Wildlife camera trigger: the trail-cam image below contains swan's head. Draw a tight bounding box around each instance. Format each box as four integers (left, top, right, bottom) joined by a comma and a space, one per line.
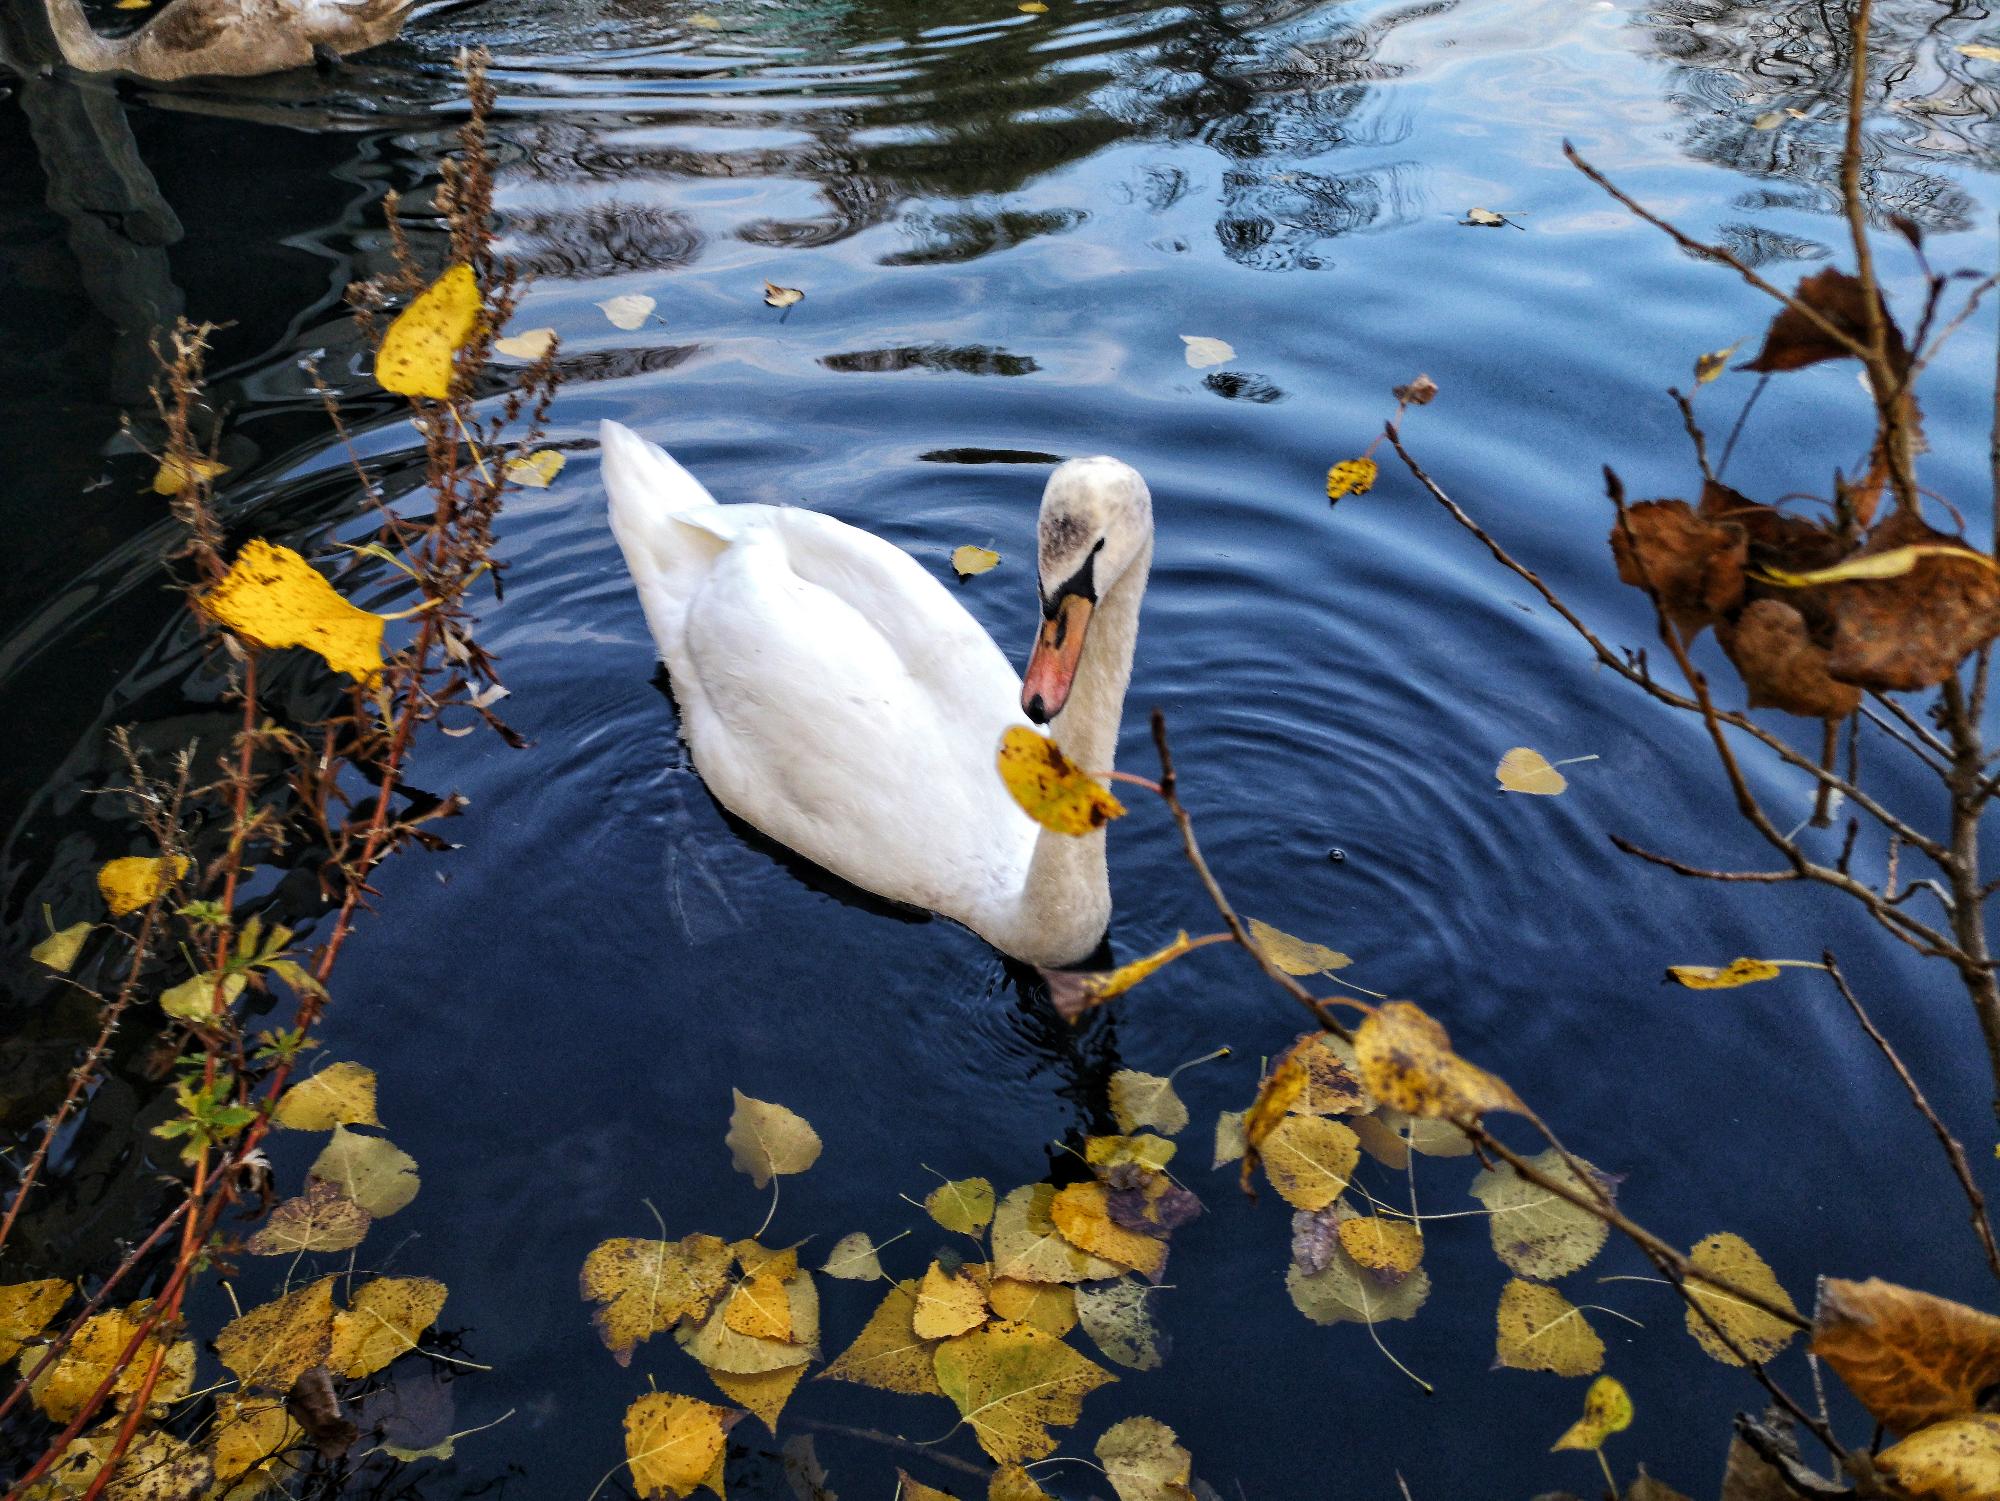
1022, 456, 1152, 723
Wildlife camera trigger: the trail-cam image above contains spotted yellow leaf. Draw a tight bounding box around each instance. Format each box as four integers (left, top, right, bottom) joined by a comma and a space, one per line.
329, 1276, 447, 1379
271, 1061, 380, 1131
1667, 958, 1785, 989
96, 854, 188, 918
205, 539, 386, 681
506, 449, 566, 488
1354, 1000, 1523, 1121
931, 1320, 1115, 1464
997, 727, 1124, 835
763, 282, 804, 308
623, 1392, 736, 1500
1551, 1374, 1632, 1452
1878, 1413, 2000, 1499
376, 263, 480, 400
1684, 1231, 1799, 1366
1326, 458, 1376, 500
1695, 340, 1743, 384
582, 1232, 733, 1364
0, 1280, 70, 1365
1495, 1278, 1604, 1377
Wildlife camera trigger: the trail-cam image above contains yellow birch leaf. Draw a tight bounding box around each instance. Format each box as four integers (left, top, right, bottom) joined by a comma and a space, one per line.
819, 1279, 943, 1395
725, 1089, 821, 1187
1552, 1375, 1633, 1452
680, 1268, 817, 1373
329, 1276, 447, 1379
214, 1277, 337, 1392
150, 454, 226, 495
0, 1280, 69, 1364
1695, 341, 1743, 384
1959, 43, 2000, 61
952, 546, 1002, 577
30, 922, 91, 973
1097, 1415, 1195, 1501
996, 727, 1125, 835
1248, 919, 1351, 976
1286, 1239, 1430, 1326
97, 854, 188, 918
160, 968, 244, 1021
1075, 1279, 1166, 1371
1239, 1057, 1307, 1192
1759, 545, 1998, 588
1180, 335, 1233, 369
20, 1304, 184, 1421
987, 1279, 1076, 1337
310, 1125, 420, 1217
926, 1177, 996, 1235
375, 263, 479, 400
1326, 458, 1377, 501
1109, 1070, 1188, 1136
822, 1232, 884, 1281
1684, 1231, 1799, 1366
896, 1471, 961, 1501
915, 1263, 990, 1339
1337, 1216, 1423, 1278
210, 1394, 304, 1485
1049, 1183, 1166, 1279
731, 1241, 798, 1278
506, 449, 566, 488
582, 1232, 734, 1364
1351, 1111, 1410, 1169
1354, 1000, 1523, 1120
1496, 746, 1568, 795
710, 1363, 806, 1436
1495, 1278, 1605, 1377
623, 1392, 735, 1500
1877, 1414, 2000, 1500
1081, 931, 1197, 1003
599, 293, 657, 330
1084, 1135, 1177, 1171
931, 1320, 1115, 1464
1666, 958, 1784, 989
272, 1062, 380, 1130
1469, 1147, 1611, 1281
722, 1267, 794, 1341
1260, 1114, 1360, 1212
1212, 1109, 1247, 1169
1277, 1032, 1371, 1115
493, 327, 556, 360
990, 1183, 1125, 1284
1017, 2, 1048, 11
204, 540, 386, 681
991, 1466, 1055, 1501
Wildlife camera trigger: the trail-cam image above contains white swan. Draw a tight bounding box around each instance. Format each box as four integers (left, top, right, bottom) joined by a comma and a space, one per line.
600, 420, 1152, 967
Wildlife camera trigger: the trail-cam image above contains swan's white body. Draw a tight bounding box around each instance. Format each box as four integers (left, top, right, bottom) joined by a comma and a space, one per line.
601, 420, 1149, 966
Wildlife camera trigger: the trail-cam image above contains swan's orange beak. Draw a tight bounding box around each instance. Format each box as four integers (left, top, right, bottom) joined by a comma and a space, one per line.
1022, 595, 1093, 724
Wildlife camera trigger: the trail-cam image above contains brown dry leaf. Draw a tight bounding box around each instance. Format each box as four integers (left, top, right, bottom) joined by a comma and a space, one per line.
1096, 1414, 1196, 1501
96, 854, 189, 918
990, 1183, 1125, 1284
1495, 1278, 1605, 1377
1876, 1413, 2000, 1500
1685, 1232, 1800, 1366
711, 1364, 807, 1436
915, 1263, 991, 1340
205, 539, 387, 681
1337, 1216, 1423, 1279
1610, 499, 1748, 635
1238, 1057, 1307, 1192
725, 1089, 822, 1187
215, 1277, 337, 1393
1667, 958, 1785, 990
1811, 1276, 2000, 1434
375, 263, 479, 400
1394, 373, 1439, 405
1075, 1279, 1167, 1372
246, 1180, 371, 1255
1552, 1375, 1633, 1452
926, 1177, 996, 1235
1495, 747, 1570, 796
1744, 267, 1907, 375
997, 728, 1125, 835
328, 1276, 447, 1379
931, 1320, 1116, 1464
1260, 1115, 1360, 1212
1354, 1001, 1522, 1120
1246, 918, 1351, 976
1818, 508, 2000, 692
272, 1061, 380, 1131
1109, 1070, 1189, 1136
1277, 1033, 1370, 1115
623, 1392, 736, 1500
582, 1232, 734, 1364
1049, 1183, 1167, 1279
820, 1279, 943, 1396
952, 546, 1002, 578
1470, 1148, 1611, 1280
1717, 599, 1862, 719
987, 1278, 1076, 1337
0, 1280, 70, 1364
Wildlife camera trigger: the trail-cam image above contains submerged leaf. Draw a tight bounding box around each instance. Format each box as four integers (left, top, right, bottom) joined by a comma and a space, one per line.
1109, 1070, 1189, 1136
1287, 1236, 1430, 1326
246, 1180, 371, 1255
1552, 1375, 1632, 1452
711, 1363, 807, 1435
205, 540, 386, 681
726, 1089, 822, 1187
931, 1320, 1116, 1463
1212, 1109, 1247, 1169
1495, 1278, 1605, 1376
822, 1232, 885, 1281
997, 727, 1125, 835
1076, 1279, 1168, 1372
987, 1278, 1077, 1337
376, 264, 480, 400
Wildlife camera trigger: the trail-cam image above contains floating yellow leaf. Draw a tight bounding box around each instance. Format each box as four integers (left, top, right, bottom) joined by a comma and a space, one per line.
1247, 919, 1351, 976
115, 1, 152, 9
1326, 459, 1377, 501
582, 1232, 734, 1365
1017, 1, 1047, 10
1496, 746, 1568, 795
245, 1179, 371, 1255
506, 449, 567, 488
1960, 43, 2000, 60
0, 1280, 69, 1365
1097, 1415, 1194, 1501
1354, 1000, 1521, 1121
1667, 958, 1785, 989
1075, 1280, 1166, 1372
723, 1265, 795, 1341
1277, 1032, 1370, 1115
1108, 1069, 1188, 1136
991, 1183, 1125, 1284
1812, 1277, 2000, 1435
1239, 1057, 1307, 1191
30, 922, 91, 973
1179, 335, 1233, 368
1085, 1135, 1177, 1172
1877, 1413, 2000, 1500
598, 293, 657, 330
97, 854, 188, 918
1695, 340, 1743, 384
624, 1392, 735, 1500
310, 1125, 420, 1217
272, 1061, 380, 1131
329, 1276, 447, 1379
376, 263, 479, 400
897, 1471, 961, 1501
214, 1277, 337, 1393
987, 1278, 1076, 1337
1260, 1114, 1360, 1212
820, 1279, 943, 1395
725, 1088, 822, 1187
1212, 1109, 1247, 1169
1759, 545, 1999, 588
1049, 1183, 1166, 1279
1552, 1375, 1632, 1452
997, 727, 1125, 835
822, 1232, 884, 1281
926, 1177, 996, 1235
493, 327, 557, 360
1337, 1216, 1423, 1278
1684, 1232, 1800, 1366
679, 1267, 817, 1374
687, 12, 721, 25
991, 1467, 1055, 1501
150, 453, 226, 495
711, 1363, 807, 1436
915, 1263, 991, 1339
205, 540, 386, 682
932, 1320, 1115, 1464
764, 282, 804, 308
1287, 1236, 1430, 1326
210, 1394, 304, 1486
1076, 932, 1198, 1010
1495, 1278, 1605, 1377
1469, 1148, 1610, 1281
952, 546, 1002, 577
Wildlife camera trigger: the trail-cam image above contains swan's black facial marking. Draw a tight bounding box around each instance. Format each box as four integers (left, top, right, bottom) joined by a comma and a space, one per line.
1040, 540, 1101, 618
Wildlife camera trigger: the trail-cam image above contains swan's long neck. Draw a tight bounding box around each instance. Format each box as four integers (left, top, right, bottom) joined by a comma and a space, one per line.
1013, 537, 1151, 964
42, 0, 122, 70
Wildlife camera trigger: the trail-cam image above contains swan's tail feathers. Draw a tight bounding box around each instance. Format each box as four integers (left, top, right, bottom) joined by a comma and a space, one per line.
602, 421, 737, 663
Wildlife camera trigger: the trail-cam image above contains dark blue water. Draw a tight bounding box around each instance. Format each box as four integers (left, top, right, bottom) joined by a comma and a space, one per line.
3, 0, 1999, 1493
